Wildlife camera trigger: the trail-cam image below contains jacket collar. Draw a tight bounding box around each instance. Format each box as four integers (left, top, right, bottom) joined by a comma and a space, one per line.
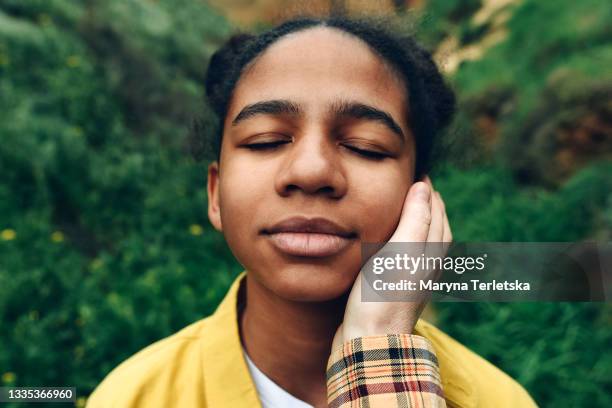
200, 271, 261, 408
414, 320, 476, 407
200, 271, 475, 408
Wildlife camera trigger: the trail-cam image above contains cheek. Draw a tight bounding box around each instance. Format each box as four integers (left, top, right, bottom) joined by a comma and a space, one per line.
218, 165, 263, 222
350, 166, 410, 243
216, 157, 278, 259
218, 177, 260, 271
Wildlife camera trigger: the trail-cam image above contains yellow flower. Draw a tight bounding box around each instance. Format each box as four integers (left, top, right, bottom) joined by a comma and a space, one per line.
2, 372, 16, 383
74, 346, 85, 359
1, 229, 16, 241
90, 259, 103, 271
66, 55, 80, 67
76, 396, 87, 407
70, 126, 83, 137
51, 231, 64, 243
38, 13, 52, 26
189, 224, 203, 236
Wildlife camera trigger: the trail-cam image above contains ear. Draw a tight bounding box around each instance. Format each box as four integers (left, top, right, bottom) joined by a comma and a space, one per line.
207, 161, 223, 232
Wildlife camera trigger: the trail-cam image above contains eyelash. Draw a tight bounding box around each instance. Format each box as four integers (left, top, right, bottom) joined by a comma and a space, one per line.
242, 141, 389, 160
243, 141, 290, 150
342, 144, 389, 160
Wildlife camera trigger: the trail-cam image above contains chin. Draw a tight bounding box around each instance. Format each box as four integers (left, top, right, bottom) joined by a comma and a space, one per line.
258, 263, 359, 302
232, 235, 364, 302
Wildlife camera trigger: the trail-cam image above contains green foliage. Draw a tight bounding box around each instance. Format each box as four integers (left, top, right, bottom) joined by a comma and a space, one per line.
0, 1, 610, 407
431, 162, 612, 406
420, 0, 612, 405
445, 0, 612, 185
435, 302, 612, 406
415, 0, 482, 47
434, 161, 612, 241
435, 162, 612, 407
0, 0, 235, 404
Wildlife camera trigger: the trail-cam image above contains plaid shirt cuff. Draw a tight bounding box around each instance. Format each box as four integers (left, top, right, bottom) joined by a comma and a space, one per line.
326, 334, 446, 408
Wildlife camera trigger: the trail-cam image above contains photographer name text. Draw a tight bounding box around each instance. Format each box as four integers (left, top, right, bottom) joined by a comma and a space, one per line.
373, 279, 531, 292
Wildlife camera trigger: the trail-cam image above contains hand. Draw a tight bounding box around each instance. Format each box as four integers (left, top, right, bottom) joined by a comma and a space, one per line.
331, 176, 452, 350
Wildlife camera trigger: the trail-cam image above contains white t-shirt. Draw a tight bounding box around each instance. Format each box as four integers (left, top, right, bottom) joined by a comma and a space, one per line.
242, 349, 314, 408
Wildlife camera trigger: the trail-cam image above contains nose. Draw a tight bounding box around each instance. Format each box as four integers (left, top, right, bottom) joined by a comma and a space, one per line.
274, 131, 348, 199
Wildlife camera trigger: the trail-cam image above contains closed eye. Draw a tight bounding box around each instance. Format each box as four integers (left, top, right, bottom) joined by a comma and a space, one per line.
242, 140, 290, 150
342, 144, 389, 160
242, 140, 389, 159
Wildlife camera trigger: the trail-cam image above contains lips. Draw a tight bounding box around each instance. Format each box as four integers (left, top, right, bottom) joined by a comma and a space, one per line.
262, 216, 357, 257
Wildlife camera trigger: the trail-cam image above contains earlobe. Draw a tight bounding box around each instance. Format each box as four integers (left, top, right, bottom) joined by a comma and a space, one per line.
207, 161, 223, 232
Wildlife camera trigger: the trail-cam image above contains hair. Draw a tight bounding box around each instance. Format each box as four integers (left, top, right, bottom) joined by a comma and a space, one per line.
191, 16, 456, 180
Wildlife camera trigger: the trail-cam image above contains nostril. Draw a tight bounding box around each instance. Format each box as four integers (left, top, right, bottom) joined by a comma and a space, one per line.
285, 184, 333, 192
317, 186, 335, 195
285, 184, 299, 194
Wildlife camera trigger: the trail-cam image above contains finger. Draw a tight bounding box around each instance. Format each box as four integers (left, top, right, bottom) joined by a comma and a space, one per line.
437, 193, 452, 264
439, 192, 452, 244
390, 181, 431, 243
422, 192, 445, 282
424, 176, 444, 256
426, 191, 444, 243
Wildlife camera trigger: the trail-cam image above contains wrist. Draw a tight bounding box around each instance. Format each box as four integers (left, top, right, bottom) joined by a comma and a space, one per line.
340, 319, 417, 342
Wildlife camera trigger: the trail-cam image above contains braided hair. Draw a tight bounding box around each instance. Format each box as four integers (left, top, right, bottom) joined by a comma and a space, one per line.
193, 17, 455, 180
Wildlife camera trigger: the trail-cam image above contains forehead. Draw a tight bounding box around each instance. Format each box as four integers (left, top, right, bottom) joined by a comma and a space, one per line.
227, 27, 408, 125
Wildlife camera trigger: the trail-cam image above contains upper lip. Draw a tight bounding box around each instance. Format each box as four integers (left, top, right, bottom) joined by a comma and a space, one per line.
262, 216, 357, 238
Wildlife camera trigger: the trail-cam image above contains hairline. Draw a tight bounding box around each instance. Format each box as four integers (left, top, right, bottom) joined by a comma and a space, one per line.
227, 24, 411, 133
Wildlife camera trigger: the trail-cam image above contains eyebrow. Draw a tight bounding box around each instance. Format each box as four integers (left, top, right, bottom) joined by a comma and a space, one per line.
330, 100, 405, 142
231, 98, 405, 142
232, 100, 301, 125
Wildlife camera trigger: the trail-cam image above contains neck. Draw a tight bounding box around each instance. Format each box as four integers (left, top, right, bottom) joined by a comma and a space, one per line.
239, 273, 348, 408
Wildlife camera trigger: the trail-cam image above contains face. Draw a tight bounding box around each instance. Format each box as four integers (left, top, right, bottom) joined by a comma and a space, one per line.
207, 27, 416, 301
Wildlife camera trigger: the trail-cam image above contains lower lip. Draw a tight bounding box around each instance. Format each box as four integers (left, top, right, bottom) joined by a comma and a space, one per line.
265, 232, 354, 257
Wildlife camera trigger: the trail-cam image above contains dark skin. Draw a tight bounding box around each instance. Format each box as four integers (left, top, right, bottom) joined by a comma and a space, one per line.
207, 28, 451, 407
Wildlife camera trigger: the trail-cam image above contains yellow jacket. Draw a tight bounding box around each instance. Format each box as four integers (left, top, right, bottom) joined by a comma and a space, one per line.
88, 272, 537, 407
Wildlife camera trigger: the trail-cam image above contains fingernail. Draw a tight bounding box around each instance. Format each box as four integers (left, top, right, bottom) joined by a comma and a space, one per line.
415, 183, 430, 202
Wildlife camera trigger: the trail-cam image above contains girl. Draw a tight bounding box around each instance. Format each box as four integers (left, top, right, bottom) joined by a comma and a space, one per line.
89, 17, 536, 408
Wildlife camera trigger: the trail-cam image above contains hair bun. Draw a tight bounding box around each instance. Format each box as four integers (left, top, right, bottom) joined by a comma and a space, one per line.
205, 33, 255, 115
412, 44, 456, 130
